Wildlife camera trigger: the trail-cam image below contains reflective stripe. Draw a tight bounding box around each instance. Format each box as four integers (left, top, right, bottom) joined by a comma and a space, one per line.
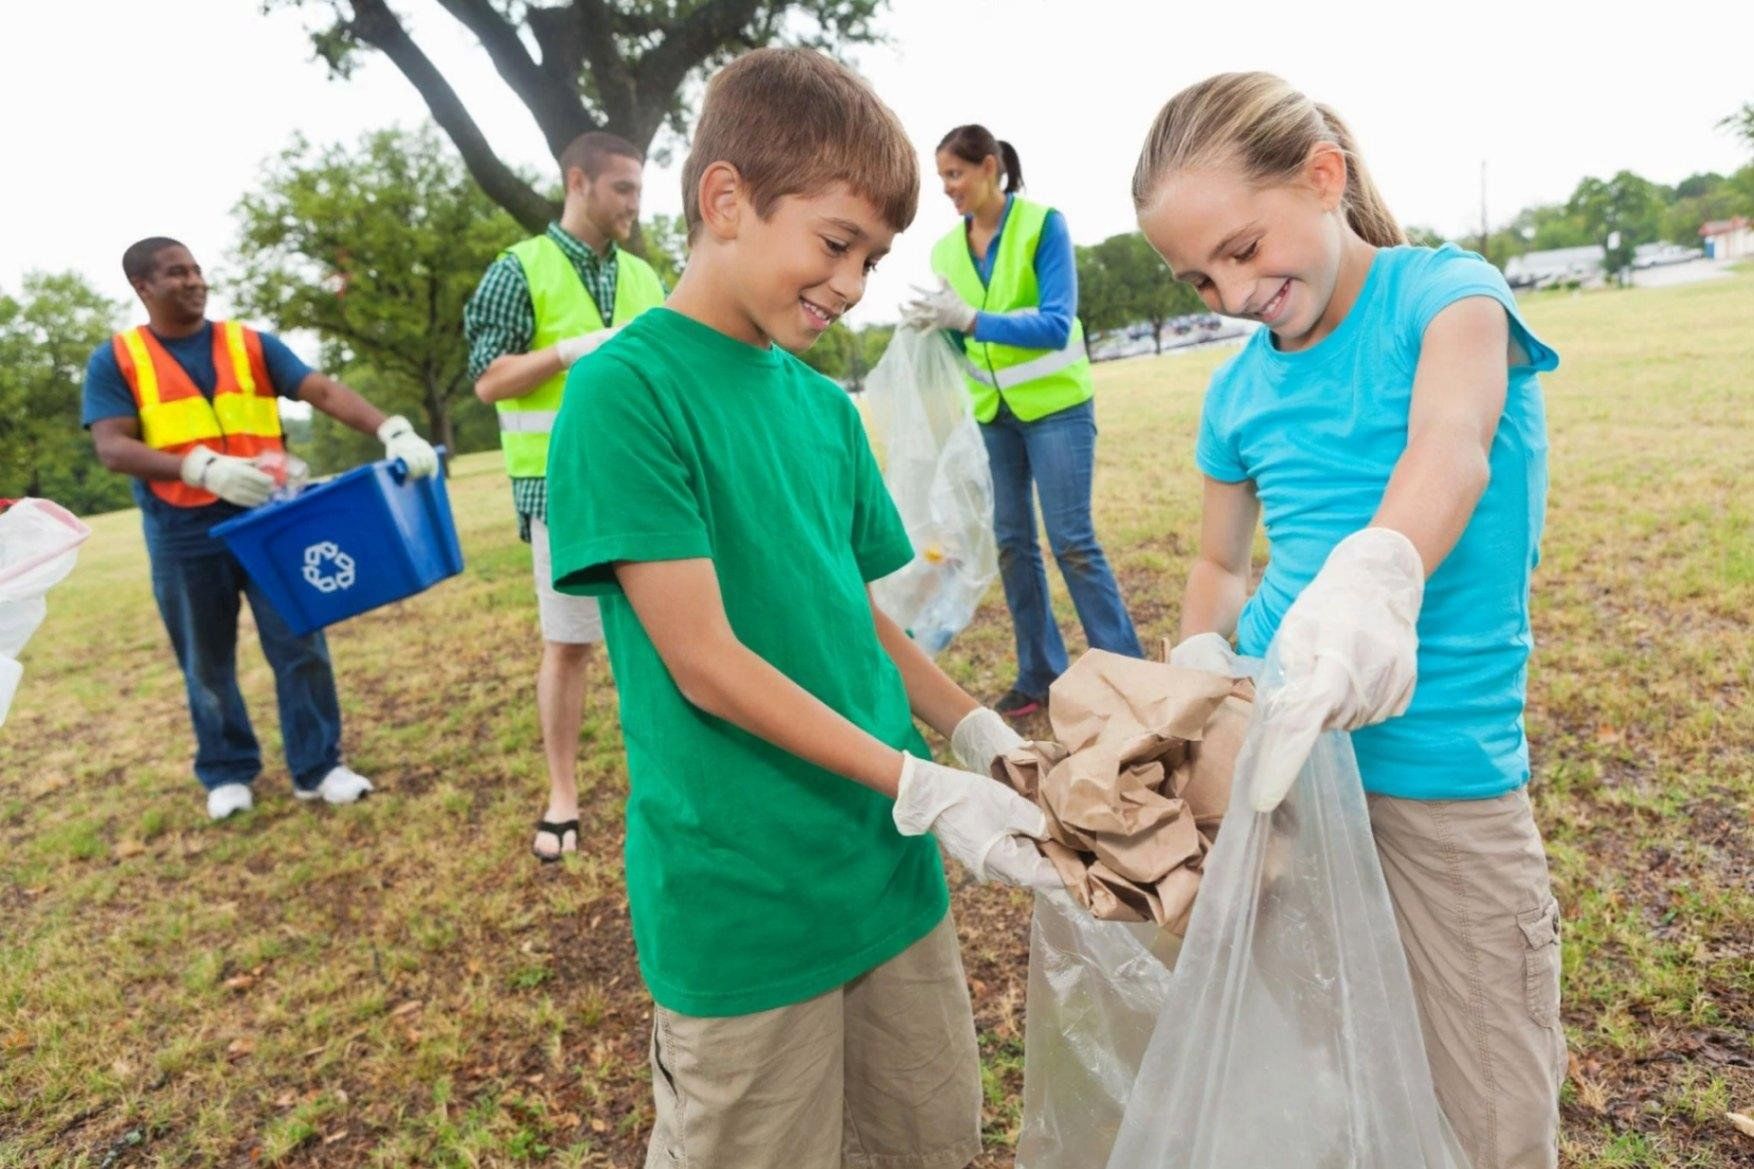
120, 329, 159, 407
499, 410, 559, 434
140, 395, 223, 449
957, 336, 1089, 391
221, 321, 257, 396
213, 389, 281, 436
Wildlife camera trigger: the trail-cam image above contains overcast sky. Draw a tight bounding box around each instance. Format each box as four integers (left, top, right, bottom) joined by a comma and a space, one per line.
3, 0, 1750, 355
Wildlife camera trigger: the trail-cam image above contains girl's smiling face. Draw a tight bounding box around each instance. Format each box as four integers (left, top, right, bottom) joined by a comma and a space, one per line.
1138, 145, 1356, 351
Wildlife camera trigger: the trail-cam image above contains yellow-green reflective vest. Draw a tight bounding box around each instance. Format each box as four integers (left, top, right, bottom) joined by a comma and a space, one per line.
496, 234, 667, 478
929, 197, 1094, 424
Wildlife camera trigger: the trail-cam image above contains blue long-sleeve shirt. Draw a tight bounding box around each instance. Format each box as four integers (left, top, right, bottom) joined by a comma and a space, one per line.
961, 195, 1077, 351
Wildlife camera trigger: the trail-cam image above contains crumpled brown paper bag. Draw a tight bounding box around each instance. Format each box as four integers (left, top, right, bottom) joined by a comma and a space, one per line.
992, 649, 1253, 932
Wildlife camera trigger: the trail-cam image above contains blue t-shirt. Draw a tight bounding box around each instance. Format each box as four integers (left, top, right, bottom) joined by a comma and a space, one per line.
1197, 245, 1558, 801
82, 321, 313, 517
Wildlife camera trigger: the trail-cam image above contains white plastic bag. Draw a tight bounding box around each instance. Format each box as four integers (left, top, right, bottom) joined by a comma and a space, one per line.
0, 498, 92, 727
1018, 655, 1467, 1169
864, 329, 997, 655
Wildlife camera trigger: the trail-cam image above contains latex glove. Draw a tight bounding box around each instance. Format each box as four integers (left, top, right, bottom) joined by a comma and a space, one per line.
1243, 527, 1424, 812
893, 753, 1060, 889
552, 326, 621, 366
1168, 632, 1243, 676
181, 446, 273, 507
377, 415, 438, 479
950, 706, 1025, 774
902, 277, 977, 333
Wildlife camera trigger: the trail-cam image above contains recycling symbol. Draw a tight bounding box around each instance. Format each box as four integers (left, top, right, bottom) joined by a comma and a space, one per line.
301, 541, 357, 593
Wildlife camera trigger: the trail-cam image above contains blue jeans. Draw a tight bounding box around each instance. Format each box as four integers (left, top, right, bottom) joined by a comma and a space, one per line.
980, 398, 1143, 698
142, 497, 343, 791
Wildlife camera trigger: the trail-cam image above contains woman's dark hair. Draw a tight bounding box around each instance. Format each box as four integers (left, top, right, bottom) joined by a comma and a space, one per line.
936, 124, 1023, 194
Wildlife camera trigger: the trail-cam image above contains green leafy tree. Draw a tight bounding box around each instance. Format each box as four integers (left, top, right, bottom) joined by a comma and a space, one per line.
271, 0, 889, 233
1094, 232, 1202, 354
1073, 242, 1128, 343
1566, 171, 1669, 259
0, 273, 131, 515
230, 125, 521, 465
800, 322, 893, 392
1404, 225, 1448, 249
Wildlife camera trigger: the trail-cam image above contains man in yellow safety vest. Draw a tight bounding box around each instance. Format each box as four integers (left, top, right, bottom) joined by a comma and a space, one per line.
463, 132, 666, 861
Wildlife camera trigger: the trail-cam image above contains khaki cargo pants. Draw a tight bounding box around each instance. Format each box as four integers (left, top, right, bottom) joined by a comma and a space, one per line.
1369, 787, 1567, 1169
643, 914, 983, 1169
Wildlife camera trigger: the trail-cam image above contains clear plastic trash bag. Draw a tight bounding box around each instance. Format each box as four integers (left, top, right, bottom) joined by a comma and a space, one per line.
1018, 654, 1468, 1169
863, 328, 997, 655
0, 499, 92, 727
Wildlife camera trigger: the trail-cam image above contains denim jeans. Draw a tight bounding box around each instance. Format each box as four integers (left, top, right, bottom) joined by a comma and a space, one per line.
979, 397, 1143, 698
142, 497, 343, 791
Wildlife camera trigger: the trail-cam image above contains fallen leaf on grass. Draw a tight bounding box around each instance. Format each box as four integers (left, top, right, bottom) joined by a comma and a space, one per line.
555, 1113, 582, 1129
323, 1129, 348, 1145
589, 1117, 608, 1134
3, 1032, 30, 1052
275, 1091, 296, 1109
222, 974, 257, 992
227, 1037, 254, 1059
1729, 1112, 1754, 1138
390, 1000, 423, 1017
113, 840, 146, 858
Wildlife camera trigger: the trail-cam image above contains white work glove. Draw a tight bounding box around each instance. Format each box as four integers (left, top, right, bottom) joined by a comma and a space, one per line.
1242, 527, 1425, 812
902, 277, 977, 333
376, 415, 438, 479
552, 326, 621, 366
950, 706, 1025, 774
893, 753, 1061, 890
180, 446, 273, 507
1168, 632, 1243, 676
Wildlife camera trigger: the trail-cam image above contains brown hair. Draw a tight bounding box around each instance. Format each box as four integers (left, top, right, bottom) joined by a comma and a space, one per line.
936, 125, 1023, 194
1132, 72, 1404, 248
559, 131, 643, 182
681, 47, 918, 240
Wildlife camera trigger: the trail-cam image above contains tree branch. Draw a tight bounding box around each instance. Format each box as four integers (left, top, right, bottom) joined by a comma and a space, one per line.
567, 0, 641, 136
434, 0, 592, 158
636, 0, 767, 140
344, 0, 556, 232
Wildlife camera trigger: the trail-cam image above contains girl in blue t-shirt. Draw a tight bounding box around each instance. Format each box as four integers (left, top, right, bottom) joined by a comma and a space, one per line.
1134, 73, 1565, 1169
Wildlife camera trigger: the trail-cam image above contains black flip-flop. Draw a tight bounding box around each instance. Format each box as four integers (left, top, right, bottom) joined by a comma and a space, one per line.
532, 818, 580, 863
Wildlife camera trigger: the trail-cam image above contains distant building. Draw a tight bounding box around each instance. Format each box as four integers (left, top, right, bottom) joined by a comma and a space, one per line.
1699, 217, 1754, 261
1503, 245, 1605, 288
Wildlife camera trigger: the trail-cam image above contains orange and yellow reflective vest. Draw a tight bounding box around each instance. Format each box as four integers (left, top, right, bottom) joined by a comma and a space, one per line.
111, 321, 285, 507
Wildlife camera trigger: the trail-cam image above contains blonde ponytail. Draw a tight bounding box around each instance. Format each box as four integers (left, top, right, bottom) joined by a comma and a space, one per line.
1133, 72, 1404, 247
1313, 103, 1404, 247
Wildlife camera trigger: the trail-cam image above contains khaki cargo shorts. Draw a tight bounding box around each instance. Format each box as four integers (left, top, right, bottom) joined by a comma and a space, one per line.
1370, 787, 1567, 1169
644, 913, 982, 1169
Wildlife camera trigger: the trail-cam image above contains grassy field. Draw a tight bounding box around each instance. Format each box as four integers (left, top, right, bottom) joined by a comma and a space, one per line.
2, 270, 1750, 1168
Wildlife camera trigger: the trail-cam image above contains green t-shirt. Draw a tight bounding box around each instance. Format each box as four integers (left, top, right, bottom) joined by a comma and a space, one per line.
547, 307, 950, 1017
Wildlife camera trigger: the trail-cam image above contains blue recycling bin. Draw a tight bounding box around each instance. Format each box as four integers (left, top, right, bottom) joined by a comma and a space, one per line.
211, 453, 464, 637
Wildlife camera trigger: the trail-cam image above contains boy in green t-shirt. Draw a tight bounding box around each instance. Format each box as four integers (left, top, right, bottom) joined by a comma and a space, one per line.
546, 47, 1058, 1168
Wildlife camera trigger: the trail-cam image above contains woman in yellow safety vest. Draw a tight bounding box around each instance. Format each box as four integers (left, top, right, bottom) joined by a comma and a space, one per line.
905, 125, 1144, 718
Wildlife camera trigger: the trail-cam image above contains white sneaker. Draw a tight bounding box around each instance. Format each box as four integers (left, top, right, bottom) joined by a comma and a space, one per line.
206, 783, 255, 821
294, 764, 374, 805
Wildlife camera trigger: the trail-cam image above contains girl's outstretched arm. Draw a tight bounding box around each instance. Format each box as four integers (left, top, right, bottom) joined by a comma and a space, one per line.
1373, 297, 1513, 572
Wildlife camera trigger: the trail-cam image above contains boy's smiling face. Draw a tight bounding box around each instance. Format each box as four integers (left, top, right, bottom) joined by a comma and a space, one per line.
716, 179, 896, 353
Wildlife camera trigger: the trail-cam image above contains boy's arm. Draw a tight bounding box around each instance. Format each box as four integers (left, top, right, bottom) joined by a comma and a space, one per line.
614, 556, 1059, 889
616, 557, 905, 793
868, 594, 978, 740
